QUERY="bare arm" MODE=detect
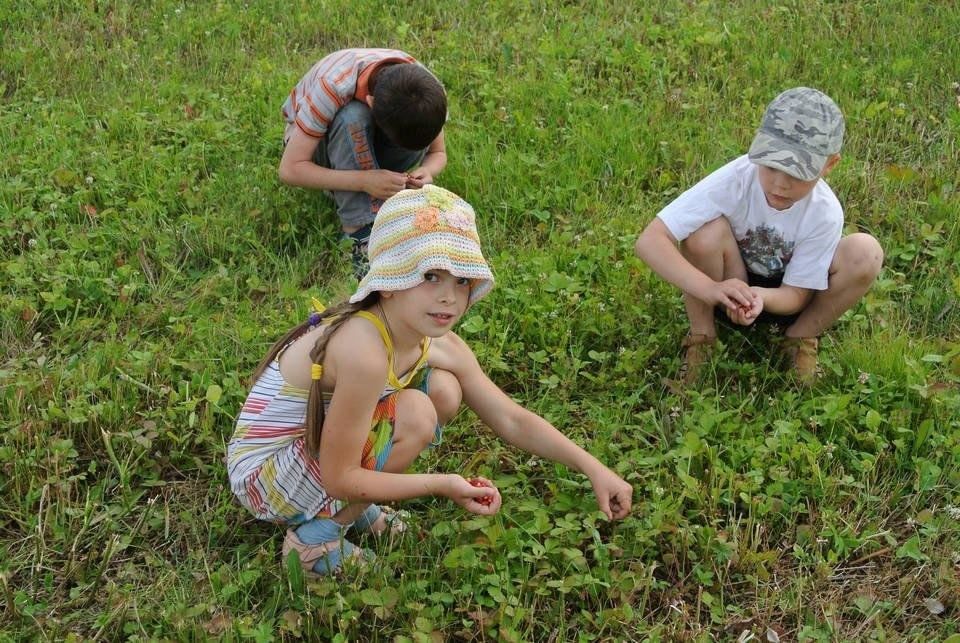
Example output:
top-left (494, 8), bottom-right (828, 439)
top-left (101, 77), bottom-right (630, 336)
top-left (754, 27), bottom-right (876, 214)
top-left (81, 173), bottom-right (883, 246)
top-left (406, 130), bottom-right (447, 187)
top-left (432, 333), bottom-right (633, 519)
top-left (318, 322), bottom-right (447, 502)
top-left (279, 125), bottom-right (417, 199)
top-left (753, 285), bottom-right (813, 315)
top-left (635, 218), bottom-right (754, 310)
top-left (278, 126), bottom-right (369, 192)
top-left (316, 321), bottom-right (492, 512)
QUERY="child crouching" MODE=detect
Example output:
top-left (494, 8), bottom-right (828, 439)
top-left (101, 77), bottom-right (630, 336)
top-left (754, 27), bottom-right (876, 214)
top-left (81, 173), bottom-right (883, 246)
top-left (228, 185), bottom-right (632, 575)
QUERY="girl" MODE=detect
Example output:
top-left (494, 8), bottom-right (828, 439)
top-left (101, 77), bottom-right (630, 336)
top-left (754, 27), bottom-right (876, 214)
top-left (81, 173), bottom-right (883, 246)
top-left (228, 185), bottom-right (632, 575)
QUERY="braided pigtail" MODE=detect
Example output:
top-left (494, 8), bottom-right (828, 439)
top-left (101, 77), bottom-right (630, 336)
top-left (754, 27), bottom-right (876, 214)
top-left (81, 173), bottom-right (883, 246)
top-left (304, 293), bottom-right (380, 458)
top-left (250, 319), bottom-right (314, 384)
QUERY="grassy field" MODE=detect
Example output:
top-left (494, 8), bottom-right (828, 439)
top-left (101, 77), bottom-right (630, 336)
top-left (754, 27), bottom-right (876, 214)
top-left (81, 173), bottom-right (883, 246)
top-left (2, 0), bottom-right (959, 640)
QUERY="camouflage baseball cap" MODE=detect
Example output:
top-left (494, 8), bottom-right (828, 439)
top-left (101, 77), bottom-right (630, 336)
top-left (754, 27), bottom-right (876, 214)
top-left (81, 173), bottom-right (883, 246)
top-left (748, 87), bottom-right (845, 181)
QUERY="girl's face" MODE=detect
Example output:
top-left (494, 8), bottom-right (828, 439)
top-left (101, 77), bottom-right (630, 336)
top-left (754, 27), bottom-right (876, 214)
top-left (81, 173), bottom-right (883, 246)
top-left (387, 270), bottom-right (472, 337)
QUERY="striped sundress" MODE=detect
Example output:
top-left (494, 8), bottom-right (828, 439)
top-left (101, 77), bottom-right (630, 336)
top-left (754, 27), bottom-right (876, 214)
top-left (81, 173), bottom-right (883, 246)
top-left (227, 310), bottom-right (431, 524)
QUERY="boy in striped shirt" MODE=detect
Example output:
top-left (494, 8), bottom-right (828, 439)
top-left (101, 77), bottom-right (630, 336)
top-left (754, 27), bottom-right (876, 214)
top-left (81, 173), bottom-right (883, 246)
top-left (279, 49), bottom-right (448, 278)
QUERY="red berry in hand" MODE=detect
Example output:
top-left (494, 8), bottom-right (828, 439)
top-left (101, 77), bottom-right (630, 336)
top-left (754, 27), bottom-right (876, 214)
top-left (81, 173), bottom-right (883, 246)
top-left (469, 478), bottom-right (494, 506)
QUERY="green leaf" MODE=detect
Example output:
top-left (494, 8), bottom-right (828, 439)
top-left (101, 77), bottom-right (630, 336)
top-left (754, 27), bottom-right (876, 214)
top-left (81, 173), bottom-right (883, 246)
top-left (917, 460), bottom-right (941, 492)
top-left (360, 588), bottom-right (384, 606)
top-left (442, 545), bottom-right (477, 569)
top-left (459, 314), bottom-right (485, 334)
top-left (205, 384), bottom-right (223, 404)
top-left (895, 534), bottom-right (927, 561)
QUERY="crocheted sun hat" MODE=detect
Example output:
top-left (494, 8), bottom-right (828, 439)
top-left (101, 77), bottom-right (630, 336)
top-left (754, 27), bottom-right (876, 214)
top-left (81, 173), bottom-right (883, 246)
top-left (349, 185), bottom-right (495, 305)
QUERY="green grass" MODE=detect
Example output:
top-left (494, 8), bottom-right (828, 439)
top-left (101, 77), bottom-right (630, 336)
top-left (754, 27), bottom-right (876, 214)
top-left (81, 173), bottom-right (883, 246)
top-left (2, 0), bottom-right (959, 640)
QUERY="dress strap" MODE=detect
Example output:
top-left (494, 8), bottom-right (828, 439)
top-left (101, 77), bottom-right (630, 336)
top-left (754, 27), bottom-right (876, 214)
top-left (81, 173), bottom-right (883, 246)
top-left (354, 310), bottom-right (431, 389)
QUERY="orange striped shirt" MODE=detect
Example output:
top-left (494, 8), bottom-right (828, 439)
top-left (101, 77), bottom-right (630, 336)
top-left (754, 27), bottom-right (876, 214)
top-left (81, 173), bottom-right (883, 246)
top-left (282, 48), bottom-right (418, 139)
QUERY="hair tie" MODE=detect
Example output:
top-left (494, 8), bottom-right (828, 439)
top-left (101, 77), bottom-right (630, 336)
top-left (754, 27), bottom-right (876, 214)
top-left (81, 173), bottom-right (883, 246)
top-left (311, 363), bottom-right (324, 381)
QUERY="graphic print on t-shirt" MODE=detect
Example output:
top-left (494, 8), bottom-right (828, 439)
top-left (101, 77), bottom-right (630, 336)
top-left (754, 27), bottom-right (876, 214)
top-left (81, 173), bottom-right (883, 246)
top-left (738, 223), bottom-right (795, 277)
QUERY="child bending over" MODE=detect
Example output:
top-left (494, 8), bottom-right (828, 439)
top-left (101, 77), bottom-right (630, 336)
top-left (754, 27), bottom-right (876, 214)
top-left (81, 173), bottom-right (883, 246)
top-left (279, 48), bottom-right (448, 278)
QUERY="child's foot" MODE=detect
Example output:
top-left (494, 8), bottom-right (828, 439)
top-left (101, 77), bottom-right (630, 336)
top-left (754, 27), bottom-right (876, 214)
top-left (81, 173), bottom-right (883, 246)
top-left (282, 518), bottom-right (368, 576)
top-left (352, 504), bottom-right (407, 537)
top-left (781, 336), bottom-right (819, 385)
top-left (679, 333), bottom-right (716, 384)
top-left (342, 223), bottom-right (373, 281)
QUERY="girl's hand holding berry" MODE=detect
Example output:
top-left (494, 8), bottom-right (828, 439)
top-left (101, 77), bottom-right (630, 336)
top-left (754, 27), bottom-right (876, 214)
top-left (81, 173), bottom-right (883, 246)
top-left (447, 475), bottom-right (500, 515)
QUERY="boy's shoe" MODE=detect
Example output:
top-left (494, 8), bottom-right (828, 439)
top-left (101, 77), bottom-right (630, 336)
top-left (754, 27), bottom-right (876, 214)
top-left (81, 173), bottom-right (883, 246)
top-left (679, 333), bottom-right (716, 384)
top-left (342, 223), bottom-right (373, 281)
top-left (781, 336), bottom-right (819, 385)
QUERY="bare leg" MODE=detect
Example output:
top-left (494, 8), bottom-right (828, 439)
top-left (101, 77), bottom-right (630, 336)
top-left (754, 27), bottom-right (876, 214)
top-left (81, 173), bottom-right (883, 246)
top-left (680, 218), bottom-right (749, 336)
top-left (330, 388), bottom-right (440, 525)
top-left (424, 369), bottom-right (463, 425)
top-left (786, 233), bottom-right (883, 338)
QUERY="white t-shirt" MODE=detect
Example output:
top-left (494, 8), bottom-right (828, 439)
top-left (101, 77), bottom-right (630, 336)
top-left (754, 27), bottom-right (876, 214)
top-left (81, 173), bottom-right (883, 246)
top-left (657, 155), bottom-right (843, 290)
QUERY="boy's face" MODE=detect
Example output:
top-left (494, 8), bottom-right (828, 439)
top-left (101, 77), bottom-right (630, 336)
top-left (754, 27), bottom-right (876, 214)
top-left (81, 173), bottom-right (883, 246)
top-left (756, 153), bottom-right (840, 210)
top-left (757, 166), bottom-right (821, 210)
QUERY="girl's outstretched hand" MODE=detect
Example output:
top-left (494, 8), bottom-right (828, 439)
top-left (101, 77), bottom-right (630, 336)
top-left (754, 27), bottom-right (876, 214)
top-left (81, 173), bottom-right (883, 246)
top-left (446, 475), bottom-right (501, 515)
top-left (588, 467), bottom-right (633, 520)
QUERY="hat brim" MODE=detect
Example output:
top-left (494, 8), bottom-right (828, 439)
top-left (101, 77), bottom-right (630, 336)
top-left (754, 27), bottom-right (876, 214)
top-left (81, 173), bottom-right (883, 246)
top-left (748, 130), bottom-right (828, 181)
top-left (350, 255), bottom-right (494, 306)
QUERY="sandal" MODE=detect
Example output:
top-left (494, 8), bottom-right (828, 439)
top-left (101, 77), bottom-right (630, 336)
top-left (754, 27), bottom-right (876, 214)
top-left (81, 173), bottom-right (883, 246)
top-left (780, 336), bottom-right (819, 386)
top-left (282, 518), bottom-right (367, 577)
top-left (352, 504), bottom-right (407, 537)
top-left (678, 333), bottom-right (717, 384)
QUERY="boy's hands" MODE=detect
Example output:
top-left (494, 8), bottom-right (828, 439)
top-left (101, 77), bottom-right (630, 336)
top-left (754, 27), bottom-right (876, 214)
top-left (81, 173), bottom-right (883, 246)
top-left (725, 287), bottom-right (763, 325)
top-left (588, 467), bottom-right (633, 520)
top-left (445, 474), bottom-right (501, 515)
top-left (405, 168), bottom-right (433, 189)
top-left (363, 170), bottom-right (409, 199)
top-left (709, 278), bottom-right (756, 311)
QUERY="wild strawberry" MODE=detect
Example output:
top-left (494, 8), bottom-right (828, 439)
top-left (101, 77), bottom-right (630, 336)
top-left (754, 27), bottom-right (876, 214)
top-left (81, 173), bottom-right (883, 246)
top-left (468, 478), bottom-right (494, 506)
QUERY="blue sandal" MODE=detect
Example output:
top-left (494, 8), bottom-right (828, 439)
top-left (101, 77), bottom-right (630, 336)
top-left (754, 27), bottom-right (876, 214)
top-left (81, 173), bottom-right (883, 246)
top-left (352, 504), bottom-right (407, 537)
top-left (283, 518), bottom-right (367, 576)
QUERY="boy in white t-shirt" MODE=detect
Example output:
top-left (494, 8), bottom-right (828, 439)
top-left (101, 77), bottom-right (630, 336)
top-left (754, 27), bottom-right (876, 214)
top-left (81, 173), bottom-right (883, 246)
top-left (635, 87), bottom-right (884, 385)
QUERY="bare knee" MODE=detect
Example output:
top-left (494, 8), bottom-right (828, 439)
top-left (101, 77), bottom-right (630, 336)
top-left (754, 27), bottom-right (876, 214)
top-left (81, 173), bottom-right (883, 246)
top-left (426, 369), bottom-right (462, 425)
top-left (394, 390), bottom-right (438, 450)
top-left (682, 218), bottom-right (734, 260)
top-left (836, 233), bottom-right (884, 284)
